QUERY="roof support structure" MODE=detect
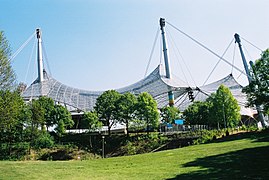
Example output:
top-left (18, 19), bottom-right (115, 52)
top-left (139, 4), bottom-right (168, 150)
top-left (36, 28), bottom-right (44, 83)
top-left (160, 18), bottom-right (174, 106)
top-left (234, 33), bottom-right (266, 127)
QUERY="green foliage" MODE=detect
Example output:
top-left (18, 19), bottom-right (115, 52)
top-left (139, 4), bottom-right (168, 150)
top-left (243, 49), bottom-right (269, 114)
top-left (183, 85), bottom-right (240, 129)
top-left (1, 132), bottom-right (269, 179)
top-left (53, 104), bottom-right (74, 137)
top-left (82, 111), bottom-right (102, 132)
top-left (120, 134), bottom-right (168, 155)
top-left (160, 106), bottom-right (181, 124)
top-left (30, 97), bottom-right (73, 137)
top-left (55, 119), bottom-right (65, 138)
top-left (123, 141), bottom-right (137, 155)
top-left (34, 144), bottom-right (100, 161)
top-left (129, 119), bottom-right (147, 132)
top-left (38, 96), bottom-right (56, 130)
top-left (209, 85), bottom-right (241, 128)
top-left (0, 31), bottom-right (16, 90)
top-left (193, 129), bottom-right (224, 145)
top-left (0, 90), bottom-right (31, 143)
top-left (183, 101), bottom-right (212, 125)
top-left (115, 92), bottom-right (137, 135)
top-left (0, 142), bottom-right (30, 160)
top-left (32, 132), bottom-right (54, 149)
top-left (30, 99), bottom-right (45, 131)
top-left (95, 90), bottom-right (121, 135)
top-left (136, 92), bottom-right (160, 132)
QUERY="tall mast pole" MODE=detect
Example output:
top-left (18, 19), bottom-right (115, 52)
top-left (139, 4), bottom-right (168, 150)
top-left (234, 33), bottom-right (266, 127)
top-left (160, 18), bottom-right (174, 106)
top-left (36, 28), bottom-right (44, 82)
top-left (234, 34), bottom-right (252, 82)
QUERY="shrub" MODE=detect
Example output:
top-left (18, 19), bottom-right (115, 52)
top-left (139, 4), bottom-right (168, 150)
top-left (119, 134), bottom-right (169, 156)
top-left (193, 130), bottom-right (224, 145)
top-left (0, 142), bottom-right (30, 160)
top-left (36, 144), bottom-right (100, 161)
top-left (32, 132), bottom-right (54, 149)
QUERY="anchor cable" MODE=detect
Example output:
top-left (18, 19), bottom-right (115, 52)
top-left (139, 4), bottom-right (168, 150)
top-left (166, 21), bottom-right (250, 80)
top-left (144, 27), bottom-right (159, 77)
top-left (9, 32), bottom-right (35, 62)
top-left (166, 29), bottom-right (192, 86)
top-left (241, 36), bottom-right (263, 52)
top-left (24, 40), bottom-right (36, 83)
top-left (42, 41), bottom-right (52, 76)
top-left (202, 38), bottom-right (234, 86)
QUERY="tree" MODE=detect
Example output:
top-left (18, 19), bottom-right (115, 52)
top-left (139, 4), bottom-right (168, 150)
top-left (0, 31), bottom-right (16, 90)
top-left (94, 90), bottom-right (121, 135)
top-left (115, 92), bottom-right (137, 136)
top-left (82, 111), bottom-right (102, 132)
top-left (29, 99), bottom-right (45, 140)
top-left (183, 101), bottom-right (212, 126)
top-left (160, 106), bottom-right (181, 124)
top-left (30, 97), bottom-right (73, 137)
top-left (17, 82), bottom-right (27, 94)
top-left (136, 92), bottom-right (159, 133)
top-left (53, 104), bottom-right (74, 137)
top-left (0, 90), bottom-right (30, 143)
top-left (37, 96), bottom-right (56, 131)
top-left (243, 49), bottom-right (269, 115)
top-left (209, 85), bottom-right (241, 129)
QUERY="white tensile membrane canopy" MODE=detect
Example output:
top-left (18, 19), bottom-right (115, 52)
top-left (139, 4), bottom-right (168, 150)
top-left (22, 63), bottom-right (255, 117)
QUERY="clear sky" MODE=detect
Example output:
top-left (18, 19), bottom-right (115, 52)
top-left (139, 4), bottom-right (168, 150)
top-left (1, 0), bottom-right (269, 91)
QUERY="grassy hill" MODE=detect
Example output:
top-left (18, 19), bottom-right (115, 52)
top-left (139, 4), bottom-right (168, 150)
top-left (0, 130), bottom-right (268, 180)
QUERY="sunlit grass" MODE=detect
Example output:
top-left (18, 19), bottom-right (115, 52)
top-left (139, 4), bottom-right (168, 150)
top-left (0, 131), bottom-right (268, 180)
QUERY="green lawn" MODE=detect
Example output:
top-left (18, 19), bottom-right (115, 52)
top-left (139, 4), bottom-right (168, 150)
top-left (0, 131), bottom-right (269, 180)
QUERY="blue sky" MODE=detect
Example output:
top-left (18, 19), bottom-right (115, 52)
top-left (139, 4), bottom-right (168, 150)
top-left (1, 0), bottom-right (269, 90)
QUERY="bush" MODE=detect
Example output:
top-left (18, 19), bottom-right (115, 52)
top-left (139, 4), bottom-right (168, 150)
top-left (119, 134), bottom-right (169, 156)
top-left (32, 132), bottom-right (54, 149)
top-left (193, 130), bottom-right (224, 145)
top-left (247, 125), bottom-right (259, 132)
top-left (0, 142), bottom-right (30, 160)
top-left (36, 144), bottom-right (100, 160)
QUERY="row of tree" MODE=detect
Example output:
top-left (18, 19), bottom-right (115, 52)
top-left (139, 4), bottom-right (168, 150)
top-left (0, 91), bottom-right (74, 146)
top-left (82, 84), bottom-right (242, 134)
top-left (82, 90), bottom-right (160, 136)
top-left (1, 28), bottom-right (268, 143)
top-left (183, 85), bottom-right (241, 129)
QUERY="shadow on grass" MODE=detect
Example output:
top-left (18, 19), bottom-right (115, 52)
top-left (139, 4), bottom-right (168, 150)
top-left (212, 130), bottom-right (269, 144)
top-left (167, 145), bottom-right (269, 180)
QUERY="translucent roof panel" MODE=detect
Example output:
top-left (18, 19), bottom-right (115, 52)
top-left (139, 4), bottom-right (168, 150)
top-left (22, 65), bottom-right (189, 111)
top-left (22, 66), bottom-right (255, 116)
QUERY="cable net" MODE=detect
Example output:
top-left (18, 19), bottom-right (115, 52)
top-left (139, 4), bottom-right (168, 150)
top-left (22, 65), bottom-right (255, 116)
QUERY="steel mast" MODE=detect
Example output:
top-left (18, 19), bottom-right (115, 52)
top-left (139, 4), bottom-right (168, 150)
top-left (234, 33), bottom-right (266, 127)
top-left (160, 18), bottom-right (174, 106)
top-left (36, 28), bottom-right (44, 82)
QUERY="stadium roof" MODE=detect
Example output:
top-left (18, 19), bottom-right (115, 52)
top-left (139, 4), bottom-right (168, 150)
top-left (22, 64), bottom-right (255, 116)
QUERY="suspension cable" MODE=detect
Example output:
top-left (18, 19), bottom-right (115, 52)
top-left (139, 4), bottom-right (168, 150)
top-left (42, 41), bottom-right (52, 76)
top-left (24, 40), bottom-right (36, 83)
top-left (234, 45), bottom-right (254, 80)
top-left (242, 45), bottom-right (253, 61)
top-left (241, 36), bottom-right (263, 52)
top-left (159, 37), bottom-right (162, 64)
top-left (144, 27), bottom-right (159, 77)
top-left (166, 29), bottom-right (191, 86)
top-left (174, 92), bottom-right (189, 107)
top-left (9, 32), bottom-right (35, 62)
top-left (202, 38), bottom-right (234, 86)
top-left (166, 21), bottom-right (249, 79)
top-left (231, 43), bottom-right (236, 74)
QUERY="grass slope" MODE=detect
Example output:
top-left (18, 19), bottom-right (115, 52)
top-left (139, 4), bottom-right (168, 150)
top-left (0, 131), bottom-right (268, 180)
